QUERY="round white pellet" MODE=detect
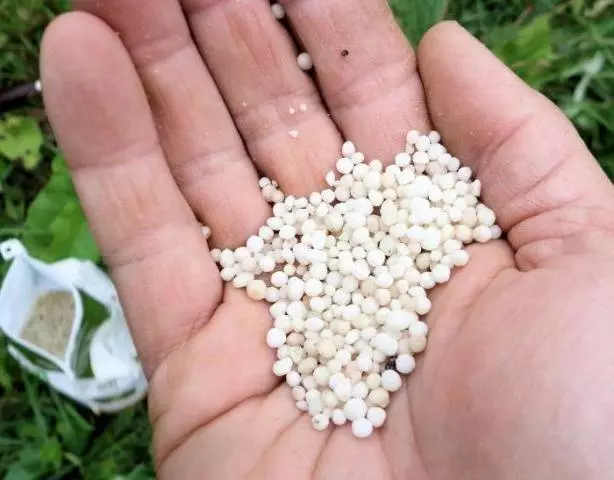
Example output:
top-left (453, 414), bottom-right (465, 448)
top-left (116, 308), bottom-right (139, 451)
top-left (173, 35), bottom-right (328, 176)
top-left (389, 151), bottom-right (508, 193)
top-left (375, 272), bottom-right (394, 288)
top-left (451, 249), bottom-right (470, 267)
top-left (443, 239), bottom-right (462, 254)
top-left (274, 316), bottom-right (291, 335)
top-left (372, 333), bottom-right (399, 356)
top-left (395, 354), bottom-right (416, 374)
top-left (246, 280), bottom-right (267, 300)
top-left (273, 357), bottom-right (293, 376)
top-left (351, 260), bottom-right (370, 280)
top-left (313, 366), bottom-right (331, 386)
top-left (351, 151), bottom-right (365, 164)
top-left (271, 2), bottom-right (285, 19)
top-left (328, 372), bottom-right (346, 390)
top-left (366, 249), bottom-right (386, 267)
top-left (297, 357), bottom-right (317, 375)
top-left (366, 373), bottom-right (381, 389)
top-left (271, 271), bottom-right (289, 288)
top-left (286, 371), bottom-right (302, 388)
top-left (432, 263), bottom-right (451, 283)
top-left (385, 310), bottom-right (416, 331)
top-left (265, 286), bottom-right (280, 303)
top-left (356, 354), bottom-right (373, 372)
top-left (352, 381), bottom-right (369, 400)
top-left (363, 171), bottom-right (382, 190)
top-left (395, 152), bottom-right (411, 167)
top-left (258, 255), bottom-right (276, 273)
top-left (448, 156), bottom-right (461, 171)
top-left (412, 151), bottom-right (429, 166)
top-left (406, 130), bottom-right (420, 144)
top-left (305, 316), bottom-right (324, 332)
top-left (421, 226), bottom-right (442, 251)
top-left (409, 321), bottom-right (428, 337)
top-left (312, 414), bottom-right (330, 431)
top-left (427, 143), bottom-right (446, 160)
top-left (352, 418), bottom-right (374, 438)
top-left (287, 301), bottom-right (307, 319)
top-left (409, 335), bottom-right (427, 354)
top-left (297, 52), bottom-right (313, 70)
top-left (332, 408), bottom-right (347, 426)
top-left (457, 166), bottom-right (472, 182)
top-left (336, 157), bottom-right (354, 175)
top-left (322, 389), bottom-right (338, 408)
top-left (220, 268), bottom-right (236, 282)
top-left (367, 407), bottom-right (387, 428)
top-left (318, 339), bottom-right (337, 359)
top-left (210, 248), bottom-right (222, 262)
top-left (419, 272), bottom-right (436, 290)
top-left (246, 235), bottom-right (264, 253)
top-left (279, 225), bottom-right (296, 240)
top-left (305, 278), bottom-right (324, 297)
top-left (428, 130), bottom-right (441, 144)
top-left (266, 328), bottom-right (287, 348)
top-left (307, 397), bottom-right (324, 416)
top-left (335, 348), bottom-right (352, 365)
top-left (473, 225), bottom-right (492, 243)
top-left (381, 370), bottom-right (403, 392)
top-left (342, 141), bottom-right (356, 157)
top-left (287, 277), bottom-right (305, 301)
top-left (368, 388), bottom-right (390, 408)
top-left (292, 385), bottom-right (306, 401)
top-left (302, 375), bottom-right (317, 390)
top-left (344, 398), bottom-right (368, 421)
top-left (333, 380), bottom-right (352, 401)
top-left (415, 135), bottom-right (431, 152)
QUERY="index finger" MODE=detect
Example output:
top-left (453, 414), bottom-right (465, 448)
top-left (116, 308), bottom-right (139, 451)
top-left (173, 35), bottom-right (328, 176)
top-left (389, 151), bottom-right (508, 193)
top-left (41, 13), bottom-right (222, 375)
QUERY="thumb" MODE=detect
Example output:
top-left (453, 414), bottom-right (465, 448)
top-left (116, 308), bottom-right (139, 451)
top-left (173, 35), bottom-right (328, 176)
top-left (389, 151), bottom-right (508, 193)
top-left (417, 21), bottom-right (614, 269)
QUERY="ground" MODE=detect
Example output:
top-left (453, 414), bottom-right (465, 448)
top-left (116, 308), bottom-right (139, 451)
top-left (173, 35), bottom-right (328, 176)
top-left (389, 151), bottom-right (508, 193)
top-left (0, 0), bottom-right (612, 478)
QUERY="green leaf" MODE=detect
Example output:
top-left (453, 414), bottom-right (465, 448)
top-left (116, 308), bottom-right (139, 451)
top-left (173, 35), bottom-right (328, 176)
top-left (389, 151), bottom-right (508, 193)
top-left (16, 423), bottom-right (40, 441)
top-left (47, 200), bottom-right (100, 261)
top-left (488, 14), bottom-right (554, 89)
top-left (597, 152), bottom-right (614, 178)
top-left (40, 437), bottom-right (63, 470)
top-left (0, 359), bottom-right (12, 391)
top-left (22, 155), bottom-right (100, 262)
top-left (4, 464), bottom-right (38, 480)
top-left (0, 115), bottom-right (44, 170)
top-left (390, 0), bottom-right (449, 47)
top-left (2, 186), bottom-right (26, 221)
top-left (7, 446), bottom-right (47, 479)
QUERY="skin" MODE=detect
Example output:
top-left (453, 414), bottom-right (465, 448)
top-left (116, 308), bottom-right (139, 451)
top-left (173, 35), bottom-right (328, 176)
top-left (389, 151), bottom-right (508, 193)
top-left (40, 1), bottom-right (614, 478)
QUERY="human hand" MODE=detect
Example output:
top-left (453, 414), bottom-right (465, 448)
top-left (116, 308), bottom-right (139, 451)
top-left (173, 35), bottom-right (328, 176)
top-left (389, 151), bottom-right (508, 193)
top-left (41, 1), bottom-right (614, 478)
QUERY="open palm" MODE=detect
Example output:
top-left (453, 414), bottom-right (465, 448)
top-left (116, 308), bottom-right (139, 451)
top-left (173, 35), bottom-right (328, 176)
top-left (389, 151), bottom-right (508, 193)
top-left (41, 1), bottom-right (614, 478)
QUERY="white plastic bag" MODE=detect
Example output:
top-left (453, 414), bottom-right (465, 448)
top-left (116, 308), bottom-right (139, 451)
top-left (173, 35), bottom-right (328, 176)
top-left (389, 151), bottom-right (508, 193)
top-left (0, 239), bottom-right (147, 413)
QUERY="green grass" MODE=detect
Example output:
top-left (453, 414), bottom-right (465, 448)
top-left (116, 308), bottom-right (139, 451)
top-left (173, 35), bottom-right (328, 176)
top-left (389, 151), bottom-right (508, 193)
top-left (1, 0), bottom-right (613, 478)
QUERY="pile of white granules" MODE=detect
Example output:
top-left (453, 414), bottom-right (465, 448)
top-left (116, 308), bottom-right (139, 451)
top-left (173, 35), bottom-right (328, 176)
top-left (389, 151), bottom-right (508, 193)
top-left (209, 130), bottom-right (500, 438)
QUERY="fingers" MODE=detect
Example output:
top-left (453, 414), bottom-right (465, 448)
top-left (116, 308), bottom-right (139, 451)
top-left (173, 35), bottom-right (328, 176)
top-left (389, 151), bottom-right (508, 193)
top-left (418, 22), bottom-right (614, 269)
top-left (180, 0), bottom-right (342, 194)
top-left (74, 0), bottom-right (269, 247)
top-left (281, 0), bottom-right (431, 159)
top-left (41, 13), bottom-right (222, 375)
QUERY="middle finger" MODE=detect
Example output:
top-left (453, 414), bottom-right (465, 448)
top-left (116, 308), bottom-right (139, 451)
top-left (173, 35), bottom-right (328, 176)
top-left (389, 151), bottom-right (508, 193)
top-left (181, 0), bottom-right (343, 194)
top-left (281, 0), bottom-right (431, 159)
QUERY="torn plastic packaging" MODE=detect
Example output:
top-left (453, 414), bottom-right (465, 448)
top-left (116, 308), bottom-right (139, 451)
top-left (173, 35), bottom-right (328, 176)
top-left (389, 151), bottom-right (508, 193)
top-left (0, 239), bottom-right (147, 413)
